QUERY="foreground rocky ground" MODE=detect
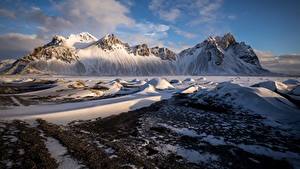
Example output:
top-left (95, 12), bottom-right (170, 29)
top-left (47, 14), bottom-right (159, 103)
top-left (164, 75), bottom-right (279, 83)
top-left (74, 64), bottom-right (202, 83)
top-left (1, 95), bottom-right (299, 169)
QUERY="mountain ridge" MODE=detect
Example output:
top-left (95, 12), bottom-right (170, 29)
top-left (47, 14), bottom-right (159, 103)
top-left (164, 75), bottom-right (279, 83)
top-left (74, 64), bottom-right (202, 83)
top-left (1, 32), bottom-right (269, 75)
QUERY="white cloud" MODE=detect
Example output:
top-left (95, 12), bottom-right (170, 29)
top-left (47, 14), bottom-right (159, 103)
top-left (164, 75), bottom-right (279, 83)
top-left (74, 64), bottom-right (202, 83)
top-left (199, 0), bottom-right (222, 19)
top-left (149, 0), bottom-right (181, 22)
top-left (228, 15), bottom-right (237, 20)
top-left (149, 0), bottom-right (226, 24)
top-left (58, 0), bottom-right (135, 36)
top-left (14, 0), bottom-right (134, 37)
top-left (255, 49), bottom-right (300, 75)
top-left (0, 8), bottom-right (15, 19)
top-left (135, 23), bottom-right (169, 33)
top-left (159, 8), bottom-right (181, 22)
top-left (0, 33), bottom-right (45, 59)
top-left (149, 0), bottom-right (163, 10)
top-left (269, 55), bottom-right (300, 75)
top-left (24, 6), bottom-right (72, 34)
top-left (118, 22), bottom-right (170, 47)
top-left (173, 27), bottom-right (196, 39)
top-left (189, 0), bottom-right (224, 25)
top-left (254, 49), bottom-right (274, 64)
top-left (119, 33), bottom-right (165, 47)
top-left (149, 0), bottom-right (232, 36)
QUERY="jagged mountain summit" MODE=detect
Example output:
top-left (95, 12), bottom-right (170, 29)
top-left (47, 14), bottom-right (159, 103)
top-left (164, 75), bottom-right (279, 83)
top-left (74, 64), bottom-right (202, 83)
top-left (177, 33), bottom-right (265, 75)
top-left (2, 32), bottom-right (268, 75)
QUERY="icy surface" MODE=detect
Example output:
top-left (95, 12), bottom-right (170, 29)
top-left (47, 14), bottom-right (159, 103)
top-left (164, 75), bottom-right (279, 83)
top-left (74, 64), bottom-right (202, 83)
top-left (1, 75), bottom-right (300, 169)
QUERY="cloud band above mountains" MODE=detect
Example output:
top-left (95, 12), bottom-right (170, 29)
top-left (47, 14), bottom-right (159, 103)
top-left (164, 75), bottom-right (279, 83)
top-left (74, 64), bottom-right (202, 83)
top-left (255, 49), bottom-right (300, 76)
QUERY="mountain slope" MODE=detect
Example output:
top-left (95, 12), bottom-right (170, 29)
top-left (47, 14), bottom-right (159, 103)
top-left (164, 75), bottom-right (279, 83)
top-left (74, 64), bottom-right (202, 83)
top-left (77, 34), bottom-right (175, 75)
top-left (2, 32), bottom-right (268, 75)
top-left (0, 59), bottom-right (15, 72)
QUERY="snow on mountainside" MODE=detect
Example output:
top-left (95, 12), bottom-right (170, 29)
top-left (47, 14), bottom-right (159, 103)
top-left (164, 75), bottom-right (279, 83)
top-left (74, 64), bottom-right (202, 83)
top-left (2, 33), bottom-right (90, 75)
top-left (77, 34), bottom-right (175, 75)
top-left (1, 32), bottom-right (268, 75)
top-left (47, 32), bottom-right (98, 48)
top-left (0, 59), bottom-right (15, 72)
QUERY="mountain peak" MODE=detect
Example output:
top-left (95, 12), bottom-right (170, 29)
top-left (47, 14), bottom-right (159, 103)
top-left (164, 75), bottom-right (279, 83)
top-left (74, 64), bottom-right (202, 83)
top-left (47, 35), bottom-right (66, 46)
top-left (67, 32), bottom-right (98, 42)
top-left (101, 34), bottom-right (122, 43)
top-left (46, 32), bottom-right (98, 48)
top-left (204, 33), bottom-right (236, 49)
top-left (97, 34), bottom-right (127, 50)
top-left (216, 33), bottom-right (236, 49)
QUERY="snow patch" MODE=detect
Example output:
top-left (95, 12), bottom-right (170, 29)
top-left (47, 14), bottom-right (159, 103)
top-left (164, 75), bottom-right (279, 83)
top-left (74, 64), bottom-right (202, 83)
top-left (45, 136), bottom-right (85, 169)
top-left (160, 144), bottom-right (219, 164)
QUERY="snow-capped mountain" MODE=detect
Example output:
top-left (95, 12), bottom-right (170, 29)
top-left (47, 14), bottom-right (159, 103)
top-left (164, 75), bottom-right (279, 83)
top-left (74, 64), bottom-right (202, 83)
top-left (2, 32), bottom-right (268, 75)
top-left (176, 33), bottom-right (267, 75)
top-left (4, 38), bottom-right (81, 75)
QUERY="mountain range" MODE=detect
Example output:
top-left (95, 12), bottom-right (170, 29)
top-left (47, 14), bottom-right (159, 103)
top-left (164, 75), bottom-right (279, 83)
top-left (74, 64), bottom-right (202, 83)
top-left (0, 32), bottom-right (269, 75)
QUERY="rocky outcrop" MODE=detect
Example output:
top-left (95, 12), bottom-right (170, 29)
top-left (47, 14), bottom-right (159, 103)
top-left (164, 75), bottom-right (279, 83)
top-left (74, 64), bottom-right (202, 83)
top-left (132, 44), bottom-right (151, 56)
top-left (151, 47), bottom-right (176, 61)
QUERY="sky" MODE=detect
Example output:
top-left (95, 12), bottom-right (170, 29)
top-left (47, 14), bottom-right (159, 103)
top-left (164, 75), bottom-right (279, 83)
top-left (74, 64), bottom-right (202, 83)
top-left (0, 0), bottom-right (299, 74)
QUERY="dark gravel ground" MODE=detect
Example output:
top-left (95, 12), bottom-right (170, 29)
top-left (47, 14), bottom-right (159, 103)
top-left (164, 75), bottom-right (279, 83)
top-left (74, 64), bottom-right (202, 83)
top-left (1, 95), bottom-right (299, 169)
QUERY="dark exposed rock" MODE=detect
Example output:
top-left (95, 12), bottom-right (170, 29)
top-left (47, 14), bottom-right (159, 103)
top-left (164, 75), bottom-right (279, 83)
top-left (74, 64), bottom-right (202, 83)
top-left (96, 34), bottom-right (130, 51)
top-left (131, 44), bottom-right (151, 56)
top-left (151, 46), bottom-right (177, 60)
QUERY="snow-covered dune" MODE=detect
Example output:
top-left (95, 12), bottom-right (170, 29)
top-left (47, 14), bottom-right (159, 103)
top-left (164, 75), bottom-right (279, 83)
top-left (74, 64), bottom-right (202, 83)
top-left (142, 78), bottom-right (174, 90)
top-left (0, 91), bottom-right (172, 124)
top-left (192, 82), bottom-right (300, 132)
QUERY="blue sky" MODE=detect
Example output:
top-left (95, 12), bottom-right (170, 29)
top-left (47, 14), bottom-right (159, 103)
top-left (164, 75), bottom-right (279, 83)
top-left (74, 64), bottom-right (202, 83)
top-left (0, 0), bottom-right (299, 59)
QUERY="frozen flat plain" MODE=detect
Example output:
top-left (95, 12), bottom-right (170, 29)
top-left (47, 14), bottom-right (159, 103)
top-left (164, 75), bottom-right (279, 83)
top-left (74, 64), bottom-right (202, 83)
top-left (0, 75), bottom-right (299, 124)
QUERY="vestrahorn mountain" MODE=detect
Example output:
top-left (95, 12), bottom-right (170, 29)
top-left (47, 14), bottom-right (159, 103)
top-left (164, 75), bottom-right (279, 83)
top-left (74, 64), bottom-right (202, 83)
top-left (1, 32), bottom-right (269, 75)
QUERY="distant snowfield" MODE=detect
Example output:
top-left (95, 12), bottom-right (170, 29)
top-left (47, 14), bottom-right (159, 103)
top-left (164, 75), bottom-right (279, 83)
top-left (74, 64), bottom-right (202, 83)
top-left (4, 74), bottom-right (299, 85)
top-left (0, 75), bottom-right (299, 127)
